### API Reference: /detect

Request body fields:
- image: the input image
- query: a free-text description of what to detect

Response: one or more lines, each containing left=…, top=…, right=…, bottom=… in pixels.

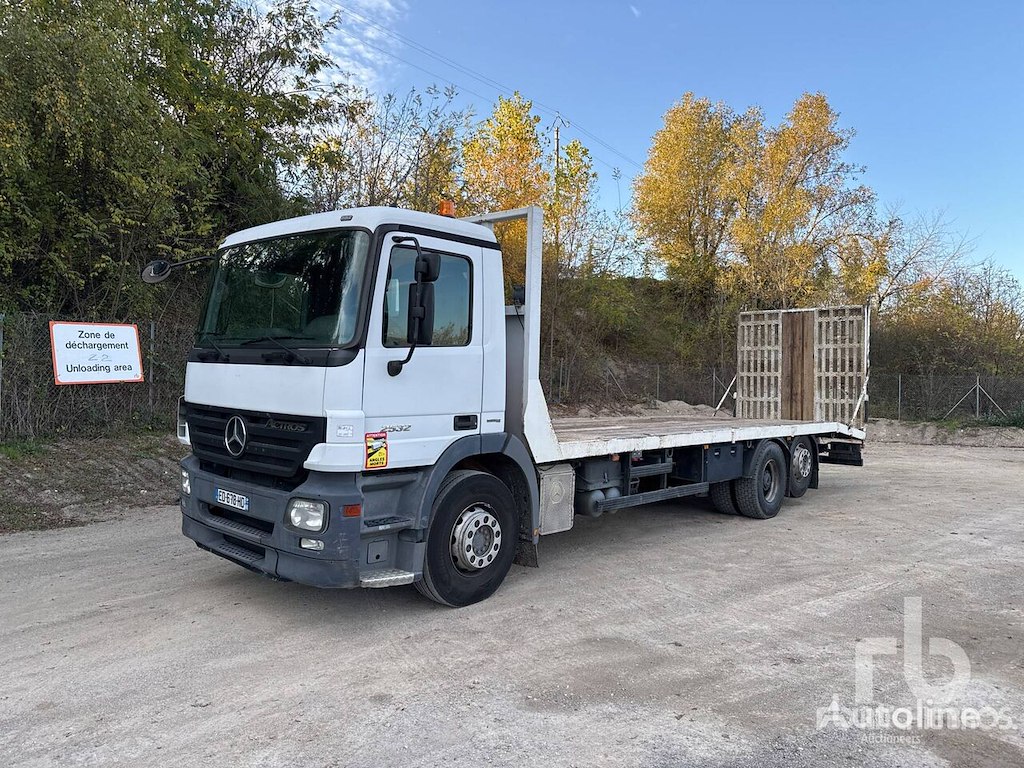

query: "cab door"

left=361, top=233, right=483, bottom=470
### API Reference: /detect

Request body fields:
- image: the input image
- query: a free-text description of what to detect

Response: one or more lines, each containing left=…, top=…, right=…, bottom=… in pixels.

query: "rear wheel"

left=709, top=481, right=739, bottom=514
left=787, top=436, right=814, bottom=498
left=734, top=441, right=786, bottom=519
left=416, top=470, right=517, bottom=607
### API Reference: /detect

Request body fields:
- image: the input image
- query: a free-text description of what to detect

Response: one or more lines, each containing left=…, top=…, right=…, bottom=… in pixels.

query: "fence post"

left=975, top=373, right=980, bottom=418
left=148, top=320, right=156, bottom=414
left=0, top=313, right=5, bottom=437
left=655, top=364, right=660, bottom=402
left=897, top=373, right=902, bottom=421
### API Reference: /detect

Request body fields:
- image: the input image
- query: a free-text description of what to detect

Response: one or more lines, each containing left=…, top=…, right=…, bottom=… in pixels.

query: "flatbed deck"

left=548, top=413, right=865, bottom=461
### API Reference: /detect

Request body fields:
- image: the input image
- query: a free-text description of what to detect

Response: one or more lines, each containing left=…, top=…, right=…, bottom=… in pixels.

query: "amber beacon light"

left=438, top=199, right=456, bottom=217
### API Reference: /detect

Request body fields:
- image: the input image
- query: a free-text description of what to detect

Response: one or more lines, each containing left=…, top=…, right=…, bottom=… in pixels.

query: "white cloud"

left=316, top=0, right=408, bottom=93
left=629, top=4, right=640, bottom=18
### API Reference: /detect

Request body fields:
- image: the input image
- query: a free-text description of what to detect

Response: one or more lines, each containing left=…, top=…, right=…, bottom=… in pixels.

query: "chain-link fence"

left=0, top=313, right=195, bottom=440
left=869, top=372, right=1024, bottom=422
left=541, top=357, right=1024, bottom=424
left=4, top=310, right=1023, bottom=440
left=542, top=357, right=736, bottom=411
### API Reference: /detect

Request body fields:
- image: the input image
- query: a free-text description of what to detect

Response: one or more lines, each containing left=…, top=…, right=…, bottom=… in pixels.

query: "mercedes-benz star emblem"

left=224, top=415, right=247, bottom=457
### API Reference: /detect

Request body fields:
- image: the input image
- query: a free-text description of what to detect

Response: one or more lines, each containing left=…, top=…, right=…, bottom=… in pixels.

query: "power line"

left=333, top=26, right=627, bottom=176
left=323, top=0, right=643, bottom=169
left=333, top=27, right=495, bottom=104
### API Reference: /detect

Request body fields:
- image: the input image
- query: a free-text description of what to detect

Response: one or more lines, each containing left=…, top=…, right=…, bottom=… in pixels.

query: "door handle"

left=453, top=415, right=478, bottom=431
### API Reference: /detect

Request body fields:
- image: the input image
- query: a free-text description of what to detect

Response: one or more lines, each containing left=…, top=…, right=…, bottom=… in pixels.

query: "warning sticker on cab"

left=364, top=431, right=388, bottom=469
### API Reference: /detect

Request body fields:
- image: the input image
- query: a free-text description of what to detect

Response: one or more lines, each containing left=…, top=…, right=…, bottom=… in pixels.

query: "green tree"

left=0, top=0, right=352, bottom=319
left=543, top=137, right=599, bottom=366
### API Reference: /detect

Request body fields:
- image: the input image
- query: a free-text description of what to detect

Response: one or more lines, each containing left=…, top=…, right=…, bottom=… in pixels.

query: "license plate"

left=215, top=488, right=250, bottom=512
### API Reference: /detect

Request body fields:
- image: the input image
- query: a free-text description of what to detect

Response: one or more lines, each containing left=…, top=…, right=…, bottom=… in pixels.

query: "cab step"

left=360, top=569, right=415, bottom=588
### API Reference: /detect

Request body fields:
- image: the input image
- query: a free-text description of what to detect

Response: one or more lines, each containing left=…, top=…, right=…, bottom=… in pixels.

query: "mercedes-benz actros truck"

left=145, top=206, right=865, bottom=606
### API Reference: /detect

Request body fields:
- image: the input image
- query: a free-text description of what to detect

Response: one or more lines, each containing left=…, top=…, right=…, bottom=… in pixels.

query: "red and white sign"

left=49, top=322, right=145, bottom=385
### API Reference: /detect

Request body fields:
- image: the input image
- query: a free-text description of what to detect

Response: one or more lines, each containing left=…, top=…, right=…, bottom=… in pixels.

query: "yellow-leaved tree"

left=460, top=92, right=549, bottom=293
left=632, top=93, right=760, bottom=306
left=729, top=93, right=876, bottom=308
left=634, top=92, right=880, bottom=311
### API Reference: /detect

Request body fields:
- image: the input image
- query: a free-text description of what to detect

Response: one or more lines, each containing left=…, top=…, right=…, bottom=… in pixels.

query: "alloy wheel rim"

left=450, top=504, right=502, bottom=572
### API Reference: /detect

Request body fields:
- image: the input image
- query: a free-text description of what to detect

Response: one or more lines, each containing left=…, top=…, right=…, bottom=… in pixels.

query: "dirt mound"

left=0, top=433, right=187, bottom=532
left=867, top=418, right=1024, bottom=448
left=646, top=399, right=721, bottom=417
left=551, top=399, right=724, bottom=419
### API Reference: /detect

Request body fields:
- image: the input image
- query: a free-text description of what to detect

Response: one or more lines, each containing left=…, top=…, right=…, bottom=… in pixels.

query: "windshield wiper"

left=240, top=335, right=311, bottom=364
left=196, top=333, right=230, bottom=362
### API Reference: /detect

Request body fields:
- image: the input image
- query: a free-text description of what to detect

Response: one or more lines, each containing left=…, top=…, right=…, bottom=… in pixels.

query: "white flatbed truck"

left=145, top=205, right=865, bottom=606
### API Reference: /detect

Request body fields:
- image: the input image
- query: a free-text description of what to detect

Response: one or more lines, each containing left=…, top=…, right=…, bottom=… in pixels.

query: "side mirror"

left=140, top=254, right=213, bottom=284
left=141, top=259, right=173, bottom=284
left=387, top=235, right=437, bottom=377
left=406, top=282, right=434, bottom=345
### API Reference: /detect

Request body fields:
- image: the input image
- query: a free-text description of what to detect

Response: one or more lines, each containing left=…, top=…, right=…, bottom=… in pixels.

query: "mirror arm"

left=169, top=254, right=215, bottom=270
left=387, top=344, right=416, bottom=377
left=391, top=235, right=425, bottom=275
left=387, top=235, right=425, bottom=377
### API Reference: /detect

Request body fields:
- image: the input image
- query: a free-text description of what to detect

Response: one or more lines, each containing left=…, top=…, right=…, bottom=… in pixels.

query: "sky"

left=323, top=0, right=1024, bottom=280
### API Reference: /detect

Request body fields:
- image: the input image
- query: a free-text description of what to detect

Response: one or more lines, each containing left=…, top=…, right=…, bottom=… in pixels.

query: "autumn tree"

left=632, top=94, right=758, bottom=305
left=634, top=92, right=877, bottom=312
left=861, top=207, right=975, bottom=311
left=874, top=261, right=1024, bottom=375
left=728, top=95, right=874, bottom=307
left=460, top=92, right=549, bottom=292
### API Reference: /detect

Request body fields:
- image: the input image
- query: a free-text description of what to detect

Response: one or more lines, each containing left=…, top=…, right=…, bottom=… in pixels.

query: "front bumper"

left=179, top=455, right=362, bottom=588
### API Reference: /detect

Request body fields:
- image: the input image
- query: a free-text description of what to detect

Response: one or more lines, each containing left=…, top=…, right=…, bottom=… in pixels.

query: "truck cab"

left=178, top=207, right=539, bottom=606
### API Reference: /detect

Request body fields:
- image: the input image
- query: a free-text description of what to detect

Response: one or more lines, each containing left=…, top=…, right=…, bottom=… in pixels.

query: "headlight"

left=287, top=499, right=327, bottom=531
left=180, top=469, right=191, bottom=496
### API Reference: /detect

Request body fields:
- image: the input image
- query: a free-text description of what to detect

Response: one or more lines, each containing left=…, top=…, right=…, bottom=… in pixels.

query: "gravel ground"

left=1, top=443, right=1022, bottom=767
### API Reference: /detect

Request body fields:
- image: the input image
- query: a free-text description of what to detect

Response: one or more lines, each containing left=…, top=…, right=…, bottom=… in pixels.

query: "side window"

left=383, top=247, right=471, bottom=347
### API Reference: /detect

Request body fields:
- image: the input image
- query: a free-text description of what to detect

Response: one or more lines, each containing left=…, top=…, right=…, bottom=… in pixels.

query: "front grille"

left=186, top=402, right=326, bottom=481
left=198, top=461, right=303, bottom=491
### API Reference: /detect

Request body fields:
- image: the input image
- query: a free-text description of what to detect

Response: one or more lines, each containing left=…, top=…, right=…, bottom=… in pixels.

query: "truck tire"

left=709, top=482, right=739, bottom=515
left=416, top=469, right=517, bottom=607
left=787, top=436, right=814, bottom=498
left=734, top=441, right=786, bottom=519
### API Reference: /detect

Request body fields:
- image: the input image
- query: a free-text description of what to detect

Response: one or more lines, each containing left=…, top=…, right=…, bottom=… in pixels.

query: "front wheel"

left=416, top=470, right=517, bottom=607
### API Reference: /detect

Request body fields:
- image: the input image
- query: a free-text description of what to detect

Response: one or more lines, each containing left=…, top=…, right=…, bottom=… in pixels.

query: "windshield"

left=197, top=229, right=371, bottom=347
